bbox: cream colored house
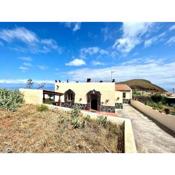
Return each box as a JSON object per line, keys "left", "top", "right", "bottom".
{"left": 115, "top": 84, "right": 132, "bottom": 103}
{"left": 19, "top": 82, "right": 132, "bottom": 113}
{"left": 55, "top": 81, "right": 132, "bottom": 112}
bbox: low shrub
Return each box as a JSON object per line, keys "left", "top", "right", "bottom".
{"left": 151, "top": 94, "right": 163, "bottom": 103}
{"left": 164, "top": 108, "right": 170, "bottom": 114}
{"left": 84, "top": 115, "right": 91, "bottom": 121}
{"left": 37, "top": 104, "right": 49, "bottom": 112}
{"left": 71, "top": 105, "right": 81, "bottom": 119}
{"left": 71, "top": 117, "right": 81, "bottom": 128}
{"left": 71, "top": 116, "right": 86, "bottom": 129}
{"left": 146, "top": 101, "right": 163, "bottom": 111}
{"left": 58, "top": 115, "right": 65, "bottom": 124}
{"left": 133, "top": 90, "right": 141, "bottom": 96}
{"left": 171, "top": 111, "right": 175, "bottom": 116}
{"left": 97, "top": 116, "right": 108, "bottom": 127}
{"left": 70, "top": 106, "right": 84, "bottom": 129}
{"left": 0, "top": 89, "right": 24, "bottom": 111}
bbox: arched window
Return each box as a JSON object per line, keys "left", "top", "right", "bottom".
{"left": 64, "top": 89, "right": 75, "bottom": 103}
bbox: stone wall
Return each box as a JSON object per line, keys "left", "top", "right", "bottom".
{"left": 101, "top": 105, "right": 115, "bottom": 113}
{"left": 61, "top": 102, "right": 87, "bottom": 110}
{"left": 61, "top": 102, "right": 116, "bottom": 112}
{"left": 115, "top": 103, "right": 123, "bottom": 109}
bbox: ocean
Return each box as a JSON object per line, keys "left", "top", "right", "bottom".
{"left": 0, "top": 83, "right": 55, "bottom": 91}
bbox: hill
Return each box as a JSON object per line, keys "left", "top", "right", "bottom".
{"left": 119, "top": 79, "right": 166, "bottom": 92}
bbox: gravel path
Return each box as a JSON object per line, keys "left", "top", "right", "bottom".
{"left": 117, "top": 104, "right": 175, "bottom": 153}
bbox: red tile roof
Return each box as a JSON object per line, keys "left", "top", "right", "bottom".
{"left": 115, "top": 84, "right": 131, "bottom": 91}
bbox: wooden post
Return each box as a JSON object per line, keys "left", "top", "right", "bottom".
{"left": 43, "top": 93, "right": 45, "bottom": 103}
{"left": 58, "top": 95, "right": 61, "bottom": 106}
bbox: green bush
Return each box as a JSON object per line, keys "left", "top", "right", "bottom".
{"left": 0, "top": 89, "right": 24, "bottom": 111}
{"left": 71, "top": 117, "right": 81, "bottom": 128}
{"left": 171, "top": 111, "right": 175, "bottom": 116}
{"left": 70, "top": 106, "right": 81, "bottom": 128}
{"left": 71, "top": 105, "right": 81, "bottom": 119}
{"left": 164, "top": 108, "right": 170, "bottom": 114}
{"left": 84, "top": 115, "right": 91, "bottom": 121}
{"left": 70, "top": 106, "right": 86, "bottom": 129}
{"left": 151, "top": 94, "right": 163, "bottom": 103}
{"left": 97, "top": 116, "right": 108, "bottom": 127}
{"left": 133, "top": 90, "right": 141, "bottom": 96}
{"left": 37, "top": 104, "right": 49, "bottom": 112}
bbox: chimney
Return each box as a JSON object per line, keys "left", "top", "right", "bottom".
{"left": 87, "top": 78, "right": 91, "bottom": 82}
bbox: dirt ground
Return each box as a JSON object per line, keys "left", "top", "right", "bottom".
{"left": 0, "top": 105, "right": 123, "bottom": 153}
{"left": 117, "top": 104, "right": 175, "bottom": 153}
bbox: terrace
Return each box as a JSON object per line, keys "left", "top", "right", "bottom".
{"left": 43, "top": 90, "right": 63, "bottom": 106}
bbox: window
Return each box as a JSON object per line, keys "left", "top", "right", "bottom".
{"left": 123, "top": 92, "right": 126, "bottom": 98}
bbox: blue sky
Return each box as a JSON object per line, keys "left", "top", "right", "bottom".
{"left": 0, "top": 22, "right": 175, "bottom": 90}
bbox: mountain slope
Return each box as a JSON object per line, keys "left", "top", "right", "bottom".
{"left": 119, "top": 79, "right": 166, "bottom": 92}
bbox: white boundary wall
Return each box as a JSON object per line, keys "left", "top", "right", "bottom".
{"left": 19, "top": 89, "right": 43, "bottom": 105}
{"left": 131, "top": 100, "right": 175, "bottom": 133}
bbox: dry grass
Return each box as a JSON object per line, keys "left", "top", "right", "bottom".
{"left": 0, "top": 105, "right": 123, "bottom": 153}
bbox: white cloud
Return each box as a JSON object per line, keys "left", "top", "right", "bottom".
{"left": 92, "top": 60, "right": 105, "bottom": 66}
{"left": 66, "top": 58, "right": 175, "bottom": 89}
{"left": 19, "top": 56, "right": 32, "bottom": 62}
{"left": 80, "top": 47, "right": 108, "bottom": 58}
{"left": 0, "top": 27, "right": 60, "bottom": 54}
{"left": 113, "top": 22, "right": 153, "bottom": 53}
{"left": 169, "top": 24, "right": 175, "bottom": 31}
{"left": 144, "top": 37, "right": 156, "bottom": 47}
{"left": 73, "top": 23, "right": 81, "bottom": 31}
{"left": 166, "top": 36, "right": 175, "bottom": 45}
{"left": 0, "top": 27, "right": 38, "bottom": 44}
{"left": 40, "top": 39, "right": 58, "bottom": 50}
{"left": 19, "top": 61, "right": 33, "bottom": 72}
{"left": 37, "top": 65, "right": 48, "bottom": 70}
{"left": 23, "top": 62, "right": 32, "bottom": 67}
{"left": 64, "top": 22, "right": 81, "bottom": 32}
{"left": 66, "top": 58, "right": 86, "bottom": 66}
{"left": 121, "top": 58, "right": 143, "bottom": 65}
{"left": 144, "top": 32, "right": 166, "bottom": 48}
{"left": 101, "top": 27, "right": 114, "bottom": 41}
{"left": 19, "top": 66, "right": 30, "bottom": 72}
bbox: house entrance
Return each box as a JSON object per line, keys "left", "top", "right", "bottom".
{"left": 87, "top": 90, "right": 101, "bottom": 111}
{"left": 91, "top": 95, "right": 98, "bottom": 110}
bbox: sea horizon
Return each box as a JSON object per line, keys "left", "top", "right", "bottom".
{"left": 0, "top": 82, "right": 173, "bottom": 93}
{"left": 0, "top": 83, "right": 55, "bottom": 91}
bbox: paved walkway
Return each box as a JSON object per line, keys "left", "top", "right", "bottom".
{"left": 117, "top": 104, "right": 175, "bottom": 153}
